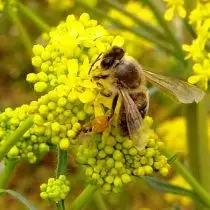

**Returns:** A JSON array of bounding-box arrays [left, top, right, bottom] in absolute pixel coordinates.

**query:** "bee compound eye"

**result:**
[[101, 57, 114, 69]]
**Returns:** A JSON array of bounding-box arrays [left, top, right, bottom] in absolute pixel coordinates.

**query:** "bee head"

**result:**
[[100, 46, 125, 69]]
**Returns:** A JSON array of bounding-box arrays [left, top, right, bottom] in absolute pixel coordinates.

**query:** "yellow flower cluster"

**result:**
[[107, 1, 157, 57], [0, 12, 170, 193], [163, 0, 186, 21], [183, 2, 210, 90], [157, 116, 210, 154], [46, 0, 97, 10], [0, 0, 4, 11], [164, 175, 192, 207]]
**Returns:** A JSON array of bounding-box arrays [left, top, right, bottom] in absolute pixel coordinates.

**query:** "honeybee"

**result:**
[[90, 46, 205, 149]]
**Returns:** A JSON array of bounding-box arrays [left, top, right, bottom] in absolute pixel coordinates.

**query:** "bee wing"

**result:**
[[119, 88, 147, 150], [142, 70, 205, 103]]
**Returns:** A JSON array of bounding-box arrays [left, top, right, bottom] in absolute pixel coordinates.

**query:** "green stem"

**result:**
[[171, 156, 210, 208], [93, 192, 108, 210], [56, 147, 68, 210], [56, 147, 68, 178], [139, 0, 185, 61], [0, 117, 34, 162], [16, 1, 50, 32], [103, 0, 169, 42], [7, 5, 32, 57], [0, 159, 18, 189], [76, 0, 184, 62], [185, 99, 210, 209], [70, 184, 99, 210]]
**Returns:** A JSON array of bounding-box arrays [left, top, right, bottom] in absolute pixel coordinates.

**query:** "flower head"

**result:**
[[163, 0, 186, 21]]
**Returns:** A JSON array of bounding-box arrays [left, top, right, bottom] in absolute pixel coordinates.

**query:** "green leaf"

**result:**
[[142, 176, 205, 206], [0, 189, 37, 210]]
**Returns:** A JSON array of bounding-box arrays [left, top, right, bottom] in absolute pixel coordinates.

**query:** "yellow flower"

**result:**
[[163, 0, 186, 21]]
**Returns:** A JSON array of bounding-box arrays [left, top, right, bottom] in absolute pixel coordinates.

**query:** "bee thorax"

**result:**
[[114, 60, 142, 88]]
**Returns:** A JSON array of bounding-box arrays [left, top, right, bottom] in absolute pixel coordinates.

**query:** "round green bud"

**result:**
[[32, 56, 42, 67], [160, 167, 169, 176], [114, 177, 122, 187], [26, 73, 37, 83], [77, 111, 86, 121], [33, 44, 44, 55], [85, 167, 93, 176], [147, 138, 156, 148], [140, 157, 147, 165], [51, 122, 61, 132], [106, 158, 115, 168], [145, 148, 155, 157], [122, 139, 133, 149], [121, 174, 131, 184], [59, 138, 70, 150], [34, 82, 48, 92], [136, 167, 145, 176], [129, 147, 138, 156], [98, 150, 106, 159], [67, 130, 76, 138], [105, 175, 114, 184], [110, 168, 118, 176], [115, 161, 123, 169], [87, 158, 96, 166], [58, 97, 67, 107], [144, 166, 153, 175], [37, 72, 48, 82], [104, 146, 114, 155], [106, 136, 116, 146], [113, 150, 123, 161]]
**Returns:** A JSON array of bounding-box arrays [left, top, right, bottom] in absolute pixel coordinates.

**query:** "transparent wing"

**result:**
[[143, 70, 205, 103], [119, 88, 147, 150]]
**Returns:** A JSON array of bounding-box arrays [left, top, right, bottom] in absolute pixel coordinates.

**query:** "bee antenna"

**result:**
[[88, 53, 103, 74]]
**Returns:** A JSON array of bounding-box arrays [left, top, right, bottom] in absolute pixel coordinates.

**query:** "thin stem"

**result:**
[[139, 0, 185, 61], [56, 147, 68, 210], [76, 0, 184, 62], [0, 159, 18, 189], [166, 152, 210, 208], [56, 147, 68, 178], [7, 5, 32, 57], [103, 0, 169, 42], [70, 184, 99, 210], [0, 117, 34, 162], [93, 192, 108, 210], [16, 1, 50, 32]]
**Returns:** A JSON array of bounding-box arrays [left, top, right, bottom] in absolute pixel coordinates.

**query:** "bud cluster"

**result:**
[[40, 175, 70, 203], [77, 117, 170, 193]]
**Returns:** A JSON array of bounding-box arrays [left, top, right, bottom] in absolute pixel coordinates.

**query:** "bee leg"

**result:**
[[139, 100, 148, 119]]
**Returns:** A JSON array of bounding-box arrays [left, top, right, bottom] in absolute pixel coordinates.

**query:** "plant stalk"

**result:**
[[0, 159, 18, 189], [166, 152, 210, 208], [0, 117, 34, 162], [16, 1, 50, 32], [70, 184, 99, 210], [56, 147, 68, 210], [93, 192, 108, 210], [7, 5, 32, 57]]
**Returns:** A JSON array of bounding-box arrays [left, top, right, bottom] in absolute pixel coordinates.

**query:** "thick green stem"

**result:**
[[0, 117, 34, 162], [56, 147, 68, 210], [70, 184, 99, 210], [93, 192, 108, 210], [185, 99, 210, 209], [0, 159, 18, 189], [103, 0, 169, 42], [16, 1, 50, 32], [169, 154, 210, 208], [7, 5, 32, 57]]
